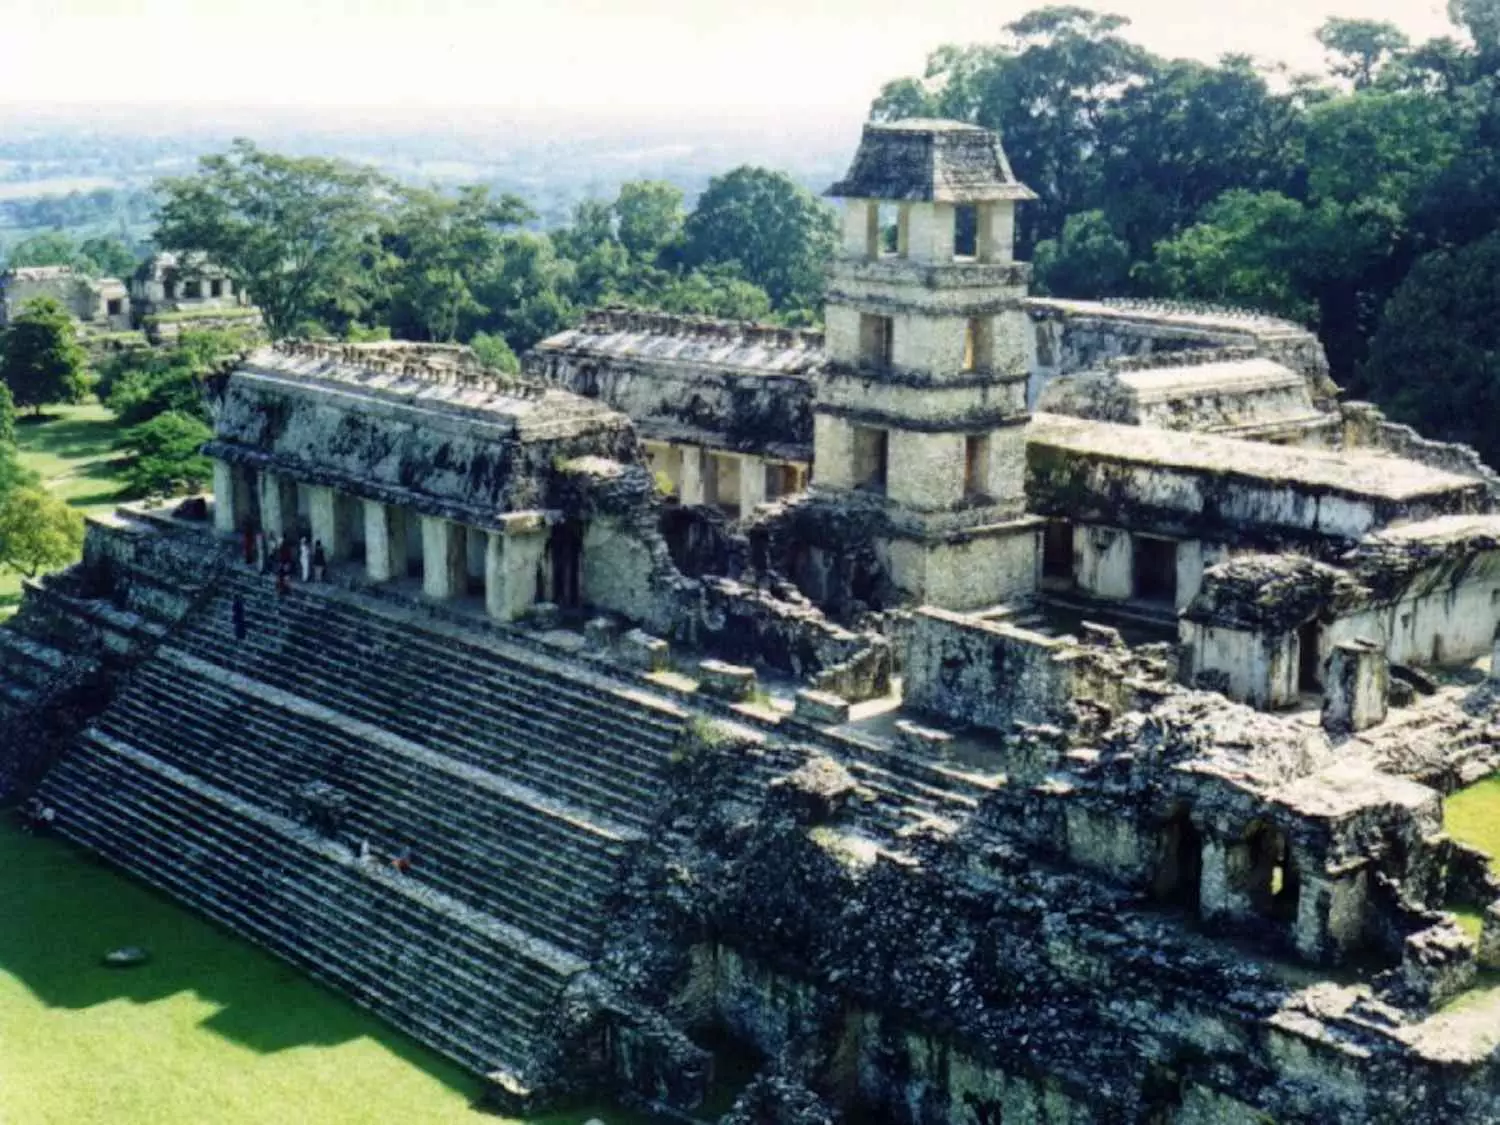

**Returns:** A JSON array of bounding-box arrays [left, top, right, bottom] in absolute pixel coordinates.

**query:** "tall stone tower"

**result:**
[[815, 119, 1042, 610]]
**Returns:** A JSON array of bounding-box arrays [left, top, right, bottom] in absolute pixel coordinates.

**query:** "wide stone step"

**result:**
[[226, 574, 684, 737], [39, 736, 581, 1077], [176, 624, 667, 827], [180, 601, 677, 786], [99, 680, 622, 955]]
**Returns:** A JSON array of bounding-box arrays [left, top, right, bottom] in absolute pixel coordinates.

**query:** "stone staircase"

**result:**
[[36, 560, 691, 1089], [96, 650, 634, 959], [41, 732, 580, 1081], [172, 572, 684, 833]]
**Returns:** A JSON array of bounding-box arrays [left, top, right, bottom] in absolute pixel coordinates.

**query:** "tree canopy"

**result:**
[[155, 140, 391, 338], [0, 297, 90, 416]]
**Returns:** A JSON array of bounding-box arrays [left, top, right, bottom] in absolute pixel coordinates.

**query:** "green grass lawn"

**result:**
[[1444, 776, 1500, 941], [0, 820, 643, 1124], [1, 401, 133, 621]]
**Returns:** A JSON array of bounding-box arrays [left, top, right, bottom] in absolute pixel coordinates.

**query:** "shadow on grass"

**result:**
[[0, 821, 483, 1103], [15, 415, 122, 464]]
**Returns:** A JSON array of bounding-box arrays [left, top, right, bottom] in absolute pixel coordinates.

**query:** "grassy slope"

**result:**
[[0, 402, 132, 620], [1442, 776, 1500, 939], [0, 821, 642, 1125]]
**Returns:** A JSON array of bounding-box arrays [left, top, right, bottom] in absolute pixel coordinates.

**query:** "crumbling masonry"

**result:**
[[6, 119, 1500, 1124]]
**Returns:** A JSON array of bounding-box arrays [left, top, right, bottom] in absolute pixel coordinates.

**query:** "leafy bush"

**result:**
[[118, 411, 214, 499]]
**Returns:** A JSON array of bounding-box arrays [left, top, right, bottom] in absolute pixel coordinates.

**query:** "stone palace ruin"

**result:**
[[5, 120, 1500, 1124]]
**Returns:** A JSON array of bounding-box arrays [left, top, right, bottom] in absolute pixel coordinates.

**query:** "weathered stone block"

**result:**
[[895, 717, 955, 760], [526, 601, 560, 629], [620, 628, 669, 672], [1400, 922, 1476, 1007], [584, 615, 620, 649], [698, 659, 757, 701], [769, 756, 861, 825], [1322, 637, 1388, 735], [1480, 901, 1500, 971], [793, 689, 851, 725]]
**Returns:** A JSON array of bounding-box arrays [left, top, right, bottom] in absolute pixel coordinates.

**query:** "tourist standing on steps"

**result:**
[[298, 536, 312, 583], [312, 540, 328, 582], [232, 594, 247, 641]]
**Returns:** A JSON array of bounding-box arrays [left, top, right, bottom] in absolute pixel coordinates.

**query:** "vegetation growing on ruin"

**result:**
[[1444, 774, 1500, 877], [0, 821, 647, 1124]]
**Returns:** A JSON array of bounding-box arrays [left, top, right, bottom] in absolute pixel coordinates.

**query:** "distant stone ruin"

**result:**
[[5, 118, 1500, 1124]]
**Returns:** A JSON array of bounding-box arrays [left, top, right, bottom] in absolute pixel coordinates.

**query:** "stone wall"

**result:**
[[903, 608, 1080, 732]]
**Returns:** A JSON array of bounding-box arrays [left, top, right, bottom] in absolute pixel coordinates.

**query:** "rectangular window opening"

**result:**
[[106, 298, 122, 316], [853, 427, 888, 495], [210, 279, 224, 298], [964, 434, 990, 500], [1132, 535, 1178, 605], [1042, 521, 1074, 584], [858, 313, 894, 372], [954, 204, 978, 259]]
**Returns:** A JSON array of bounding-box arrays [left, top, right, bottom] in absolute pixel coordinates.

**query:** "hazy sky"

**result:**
[[0, 0, 1459, 117]]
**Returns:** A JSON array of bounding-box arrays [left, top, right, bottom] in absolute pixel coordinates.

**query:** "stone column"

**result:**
[[259, 473, 299, 539], [680, 447, 706, 506], [421, 516, 465, 600], [1321, 638, 1388, 735], [307, 486, 347, 560], [738, 455, 767, 515], [484, 513, 549, 621], [363, 501, 408, 583], [1198, 835, 1252, 922], [1491, 625, 1500, 684], [213, 460, 239, 534]]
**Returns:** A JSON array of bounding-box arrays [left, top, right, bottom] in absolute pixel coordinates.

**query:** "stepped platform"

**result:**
[[41, 731, 580, 1087], [31, 548, 695, 1090]]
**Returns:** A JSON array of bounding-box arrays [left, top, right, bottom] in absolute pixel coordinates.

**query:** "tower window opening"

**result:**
[[964, 434, 990, 500], [859, 314, 894, 371], [954, 204, 978, 259], [853, 427, 888, 495]]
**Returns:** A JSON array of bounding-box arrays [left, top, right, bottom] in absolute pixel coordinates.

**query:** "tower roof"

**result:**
[[827, 119, 1038, 204]]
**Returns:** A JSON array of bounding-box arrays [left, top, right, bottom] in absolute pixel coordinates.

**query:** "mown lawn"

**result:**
[[1444, 775, 1500, 940], [1, 402, 133, 621], [0, 820, 642, 1125]]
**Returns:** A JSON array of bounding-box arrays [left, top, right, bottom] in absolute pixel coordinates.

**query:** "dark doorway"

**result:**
[[1152, 807, 1203, 911], [550, 520, 584, 609], [1132, 535, 1178, 605], [1298, 622, 1322, 691], [1042, 521, 1074, 584], [1245, 823, 1300, 923]]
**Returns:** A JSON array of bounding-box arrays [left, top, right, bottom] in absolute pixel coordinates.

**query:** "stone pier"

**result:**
[[484, 513, 549, 621], [259, 473, 300, 539], [421, 516, 466, 600], [307, 486, 349, 561], [364, 501, 408, 583], [680, 448, 706, 506], [739, 455, 767, 515]]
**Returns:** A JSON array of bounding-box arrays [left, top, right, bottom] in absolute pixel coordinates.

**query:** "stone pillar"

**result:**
[[213, 460, 239, 534], [739, 455, 767, 514], [307, 486, 348, 561], [484, 513, 549, 622], [363, 501, 407, 583], [1198, 835, 1252, 922], [259, 473, 299, 539], [680, 447, 706, 506], [421, 516, 465, 600], [1491, 625, 1500, 684], [1321, 638, 1388, 735]]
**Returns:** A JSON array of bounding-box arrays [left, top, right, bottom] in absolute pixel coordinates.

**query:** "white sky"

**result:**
[[0, 0, 1459, 117]]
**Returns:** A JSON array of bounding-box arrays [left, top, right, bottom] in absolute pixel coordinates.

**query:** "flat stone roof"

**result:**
[[1364, 514, 1500, 545], [533, 310, 826, 377], [236, 344, 623, 442], [1026, 297, 1309, 337], [1116, 357, 1306, 402], [1028, 414, 1479, 503]]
